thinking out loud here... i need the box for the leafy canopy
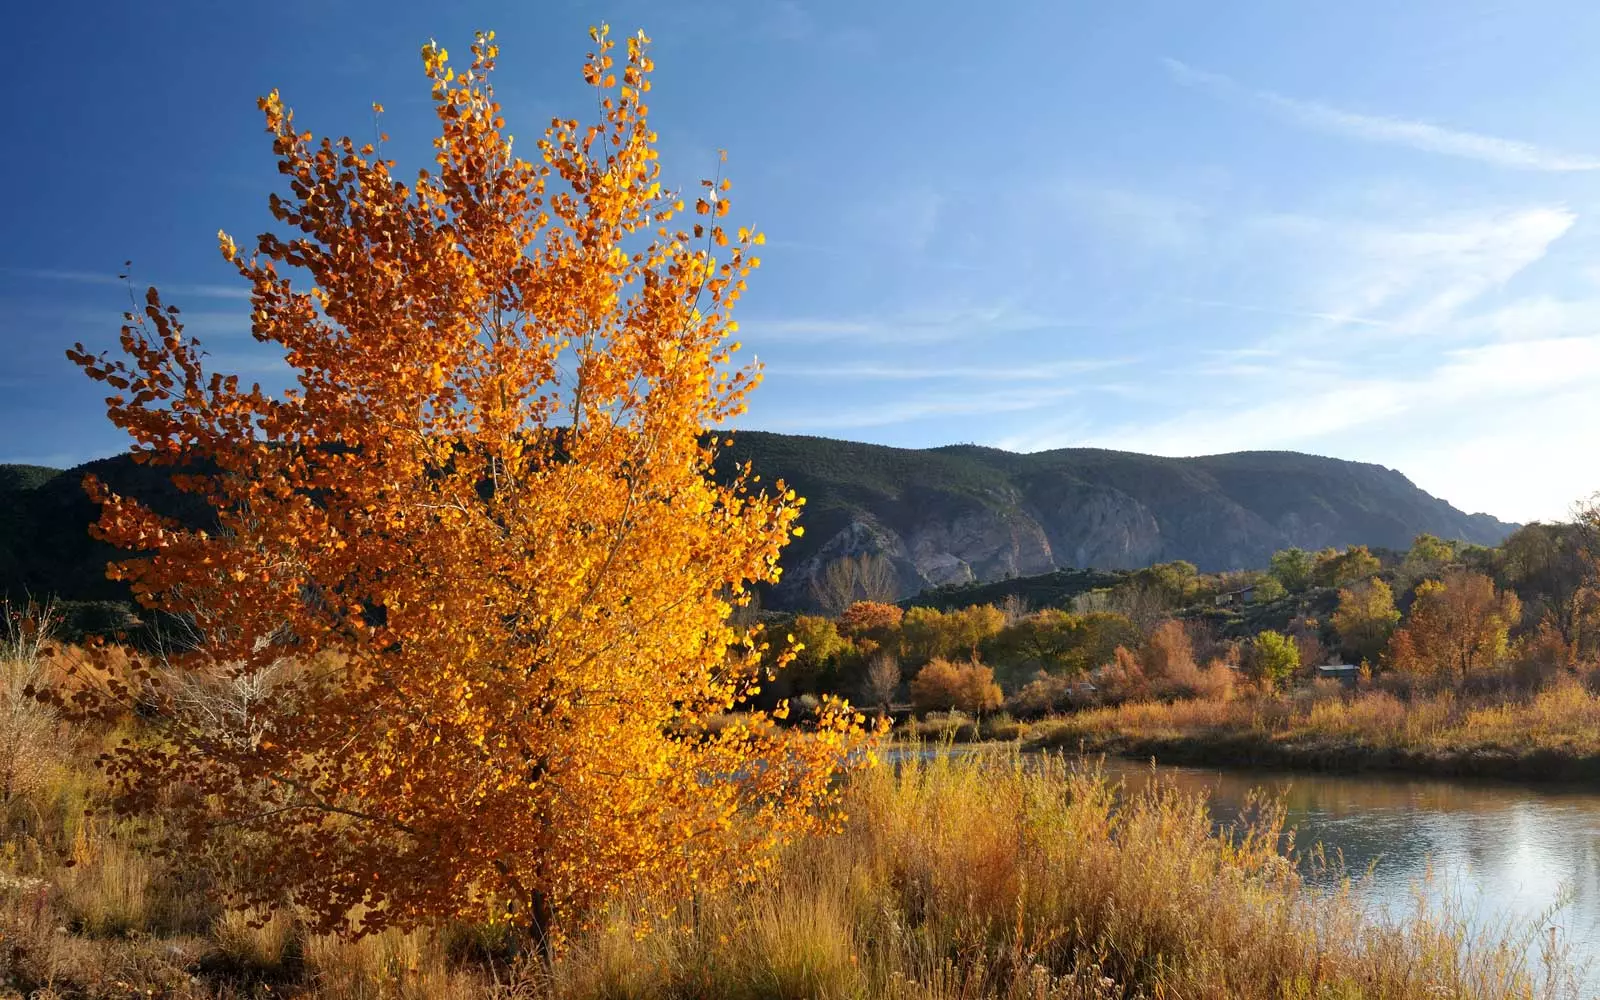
[60,28,864,939]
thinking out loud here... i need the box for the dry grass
[0,641,1579,999]
[1032,673,1600,767]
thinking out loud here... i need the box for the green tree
[1314,546,1383,589]
[1405,533,1455,572]
[1247,630,1299,689]
[1252,576,1286,603]
[1269,548,1315,592]
[900,607,952,665]
[786,615,849,692]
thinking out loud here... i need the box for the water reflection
[1093,757,1600,989]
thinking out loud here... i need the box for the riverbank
[3,742,1572,998]
[1022,676,1600,783]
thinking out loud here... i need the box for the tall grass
[1033,674,1600,765]
[549,750,1567,1000]
[0,640,1579,997]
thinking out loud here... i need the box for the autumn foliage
[58,29,864,940]
[908,658,1003,714]
[1386,571,1522,681]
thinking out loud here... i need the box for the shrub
[909,658,1003,714]
[1008,671,1092,717]
[1096,646,1151,705]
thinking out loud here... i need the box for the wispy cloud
[1004,334,1600,459]
[1171,295,1392,328]
[0,266,251,300]
[744,303,1090,345]
[1163,58,1600,171]
[759,385,1079,431]
[1220,205,1577,349]
[766,358,1127,381]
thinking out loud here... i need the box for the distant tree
[1097,646,1151,704]
[1405,533,1456,573]
[1107,582,1169,636]
[1079,611,1142,668]
[1269,547,1315,592]
[836,600,904,650]
[1140,619,1197,683]
[811,552,899,613]
[862,651,901,718]
[786,615,849,692]
[1314,546,1384,589]
[1332,577,1401,665]
[1246,630,1299,690]
[1387,570,1521,682]
[1498,517,1600,657]
[1251,576,1286,603]
[1000,592,1030,625]
[899,604,1005,665]
[948,604,1006,658]
[1144,560,1200,605]
[900,606,950,664]
[855,552,900,603]
[1289,616,1327,671]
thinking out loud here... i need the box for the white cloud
[1164,58,1600,171]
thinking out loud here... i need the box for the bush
[1096,646,1151,705]
[1008,671,1095,718]
[909,658,1003,714]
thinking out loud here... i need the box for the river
[1092,756,1600,991]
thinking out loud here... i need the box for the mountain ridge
[711,432,1515,605]
[2,432,1517,610]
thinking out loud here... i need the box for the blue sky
[4,0,1598,523]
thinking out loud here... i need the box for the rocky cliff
[712,433,1517,606]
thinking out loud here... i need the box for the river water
[1091,756,1600,991]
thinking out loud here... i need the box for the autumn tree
[784,614,849,693]
[1386,571,1521,681]
[1498,516,1600,660]
[836,600,904,649]
[898,604,1004,664]
[1332,577,1401,665]
[1288,616,1327,671]
[57,29,864,942]
[862,651,901,717]
[1404,533,1455,573]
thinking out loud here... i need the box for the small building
[1313,663,1361,687]
[1214,585,1256,608]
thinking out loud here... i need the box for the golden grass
[0,644,1579,998]
[1032,674,1600,764]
